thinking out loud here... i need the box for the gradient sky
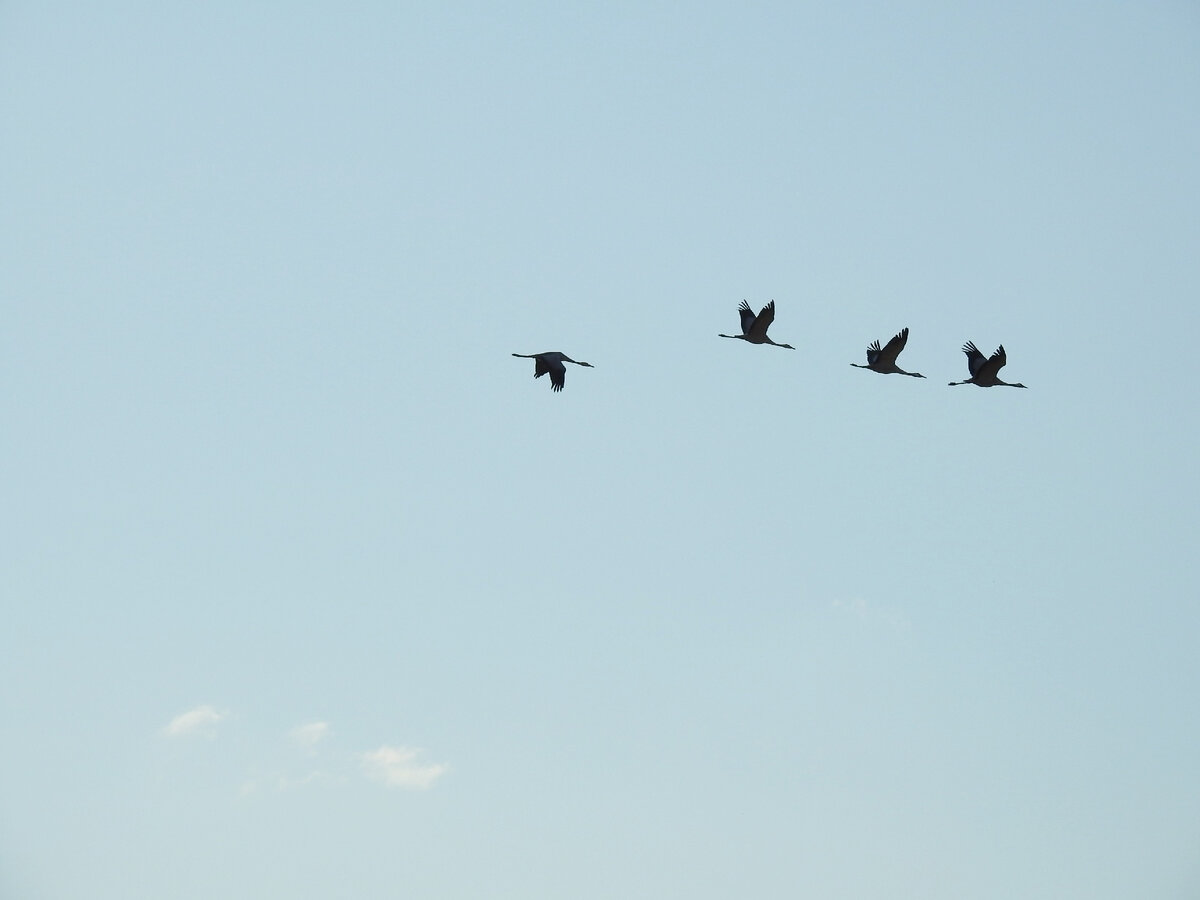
[3,2,1199,898]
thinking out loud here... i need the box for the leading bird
[948,341,1027,388]
[511,351,594,392]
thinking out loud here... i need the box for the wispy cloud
[289,721,331,749]
[240,769,345,796]
[163,704,228,738]
[163,709,445,794]
[833,596,910,632]
[359,746,448,790]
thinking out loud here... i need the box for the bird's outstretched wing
[974,345,1007,382]
[533,356,550,380]
[962,341,987,377]
[737,301,756,336]
[747,301,776,341]
[546,358,567,391]
[864,339,883,366]
[878,327,909,367]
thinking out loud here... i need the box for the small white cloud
[359,745,448,790]
[163,704,227,739]
[289,721,331,749]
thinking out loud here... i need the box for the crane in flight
[511,352,594,392]
[850,327,925,378]
[948,342,1027,388]
[719,300,795,349]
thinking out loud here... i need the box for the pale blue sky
[3,2,1199,898]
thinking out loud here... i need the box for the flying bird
[851,327,925,377]
[948,342,1027,388]
[511,351,594,392]
[719,300,795,349]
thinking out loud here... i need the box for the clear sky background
[3,2,1199,898]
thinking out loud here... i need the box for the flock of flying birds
[513,299,1028,392]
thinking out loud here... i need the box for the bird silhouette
[718,300,795,349]
[948,342,1027,388]
[511,352,594,392]
[851,327,925,377]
